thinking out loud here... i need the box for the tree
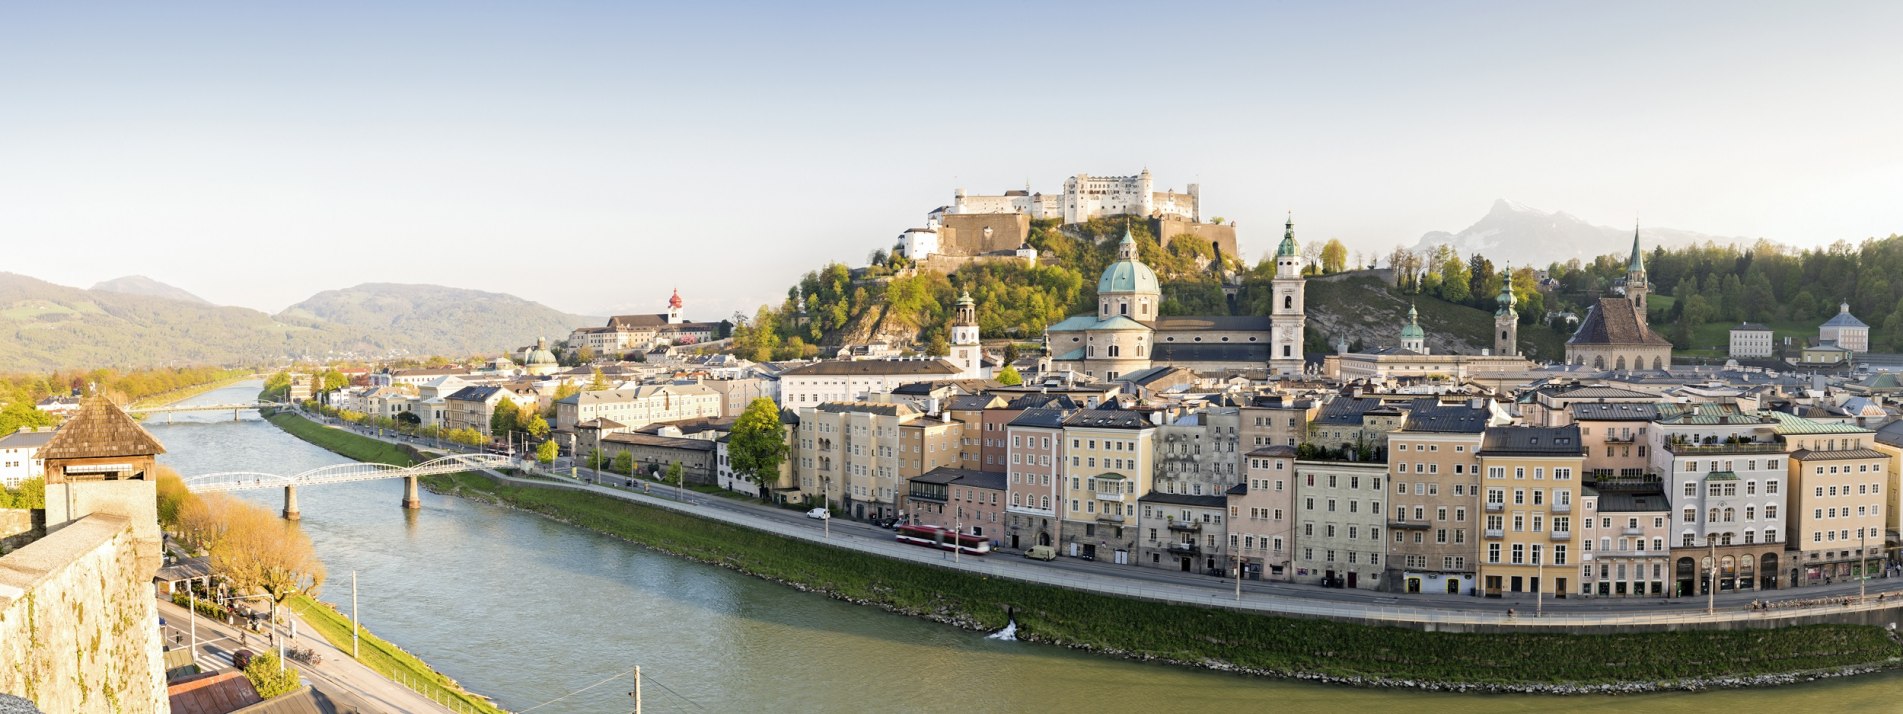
[610,451,633,475]
[1320,239,1349,274]
[155,466,192,530]
[1438,253,1472,303]
[665,461,684,488]
[535,439,558,465]
[997,364,1023,386]
[926,334,950,357]
[574,346,597,364]
[587,367,611,392]
[490,399,521,437]
[0,400,55,436]
[727,397,789,500]
[184,494,324,623]
[523,414,550,440]
[1003,343,1021,364]
[320,370,349,393]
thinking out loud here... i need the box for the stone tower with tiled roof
[41,393,166,577]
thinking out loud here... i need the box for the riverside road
[322,414,1903,627]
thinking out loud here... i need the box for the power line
[518,666,703,713]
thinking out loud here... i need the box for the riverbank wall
[264,411,1903,692]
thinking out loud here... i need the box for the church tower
[1400,303,1427,354]
[666,288,685,324]
[1494,266,1519,356]
[1625,226,1649,325]
[1269,213,1307,376]
[950,289,985,379]
[1491,266,1522,356]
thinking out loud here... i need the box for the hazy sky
[3,2,1899,320]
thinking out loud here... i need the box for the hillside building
[1818,302,1870,353]
[1729,323,1774,358]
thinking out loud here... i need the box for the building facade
[1290,460,1387,589]
[1057,408,1156,563]
[1477,426,1584,598]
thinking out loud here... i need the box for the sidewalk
[157,598,457,713]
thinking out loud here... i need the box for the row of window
[1485,466,1575,480]
[1486,543,1570,565]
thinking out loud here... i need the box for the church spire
[1276,211,1298,258]
[1628,222,1645,274]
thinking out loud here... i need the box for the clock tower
[1269,213,1307,376]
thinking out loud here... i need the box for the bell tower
[950,290,984,379]
[1269,212,1307,376]
[1625,226,1649,325]
[1494,266,1518,357]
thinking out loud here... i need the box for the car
[805,508,830,520]
[232,649,255,670]
[1024,545,1057,561]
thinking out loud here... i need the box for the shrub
[243,651,301,699]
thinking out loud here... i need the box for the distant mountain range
[1412,200,1750,268]
[91,275,212,305]
[0,273,595,371]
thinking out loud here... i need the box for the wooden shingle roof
[39,393,166,460]
[1568,298,1672,347]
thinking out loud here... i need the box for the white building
[899,227,940,261]
[942,169,1199,226]
[553,384,724,433]
[1729,323,1774,358]
[777,358,963,408]
[0,427,56,488]
[1819,303,1870,353]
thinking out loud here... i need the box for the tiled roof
[38,394,165,460]
[1008,407,1071,429]
[1731,323,1772,332]
[1403,404,1490,433]
[813,401,920,417]
[1002,394,1078,411]
[1063,408,1153,430]
[1593,486,1670,513]
[601,432,717,451]
[1247,445,1297,457]
[1764,410,1870,435]
[1568,298,1672,346]
[1822,310,1869,329]
[1874,420,1903,448]
[167,671,262,714]
[1790,448,1886,461]
[0,428,59,450]
[911,466,1007,491]
[1479,426,1583,456]
[446,385,507,402]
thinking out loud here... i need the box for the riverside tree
[727,397,788,501]
[535,439,558,465]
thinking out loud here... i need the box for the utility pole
[1234,551,1242,601]
[189,590,197,654]
[631,666,642,714]
[1861,530,1868,603]
[351,571,359,660]
[1536,552,1545,618]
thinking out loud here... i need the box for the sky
[2,1,1900,320]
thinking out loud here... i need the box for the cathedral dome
[1097,230,1160,295]
[523,337,559,366]
[1399,304,1425,341]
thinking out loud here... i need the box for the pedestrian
[1506,607,1515,618]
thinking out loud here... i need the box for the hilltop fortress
[900,169,1239,266]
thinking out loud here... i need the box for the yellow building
[1058,407,1157,563]
[1477,425,1585,598]
[1774,412,1886,585]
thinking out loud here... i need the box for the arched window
[1107,345,1120,357]
[1723,507,1734,522]
[1615,356,1627,370]
[1594,355,1606,369]
[1284,295,1293,309]
[1041,496,1050,509]
[1708,507,1719,523]
[1652,357,1663,370]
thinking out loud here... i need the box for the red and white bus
[895,524,990,555]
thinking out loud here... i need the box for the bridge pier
[283,485,301,520]
[402,475,421,510]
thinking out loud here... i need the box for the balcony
[1167,520,1202,532]
[1485,528,1504,539]
[1663,441,1782,456]
[1486,502,1503,513]
[1603,433,1638,444]
[1623,526,1644,536]
[1550,529,1573,541]
[1387,519,1432,530]
[1166,542,1200,555]
[1096,492,1126,503]
[1550,502,1572,514]
[1096,514,1126,524]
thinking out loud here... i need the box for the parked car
[232,649,255,670]
[805,508,830,520]
[1024,545,1057,561]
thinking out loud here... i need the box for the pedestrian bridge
[183,453,514,519]
[134,401,290,414]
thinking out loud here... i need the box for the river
[151,381,1903,713]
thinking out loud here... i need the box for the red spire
[668,288,683,309]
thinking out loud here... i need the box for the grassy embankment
[129,371,256,409]
[285,593,504,714]
[270,411,1903,689]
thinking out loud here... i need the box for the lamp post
[822,477,831,539]
[1536,552,1545,618]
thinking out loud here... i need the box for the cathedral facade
[1045,219,1308,379]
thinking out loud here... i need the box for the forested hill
[0,273,592,370]
[727,217,1568,362]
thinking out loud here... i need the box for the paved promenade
[310,415,1903,629]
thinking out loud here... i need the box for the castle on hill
[899,169,1238,268]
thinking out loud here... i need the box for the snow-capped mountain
[1411,200,1747,267]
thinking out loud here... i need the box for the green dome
[1399,304,1424,340]
[524,337,559,365]
[1276,213,1298,258]
[1098,228,1160,295]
